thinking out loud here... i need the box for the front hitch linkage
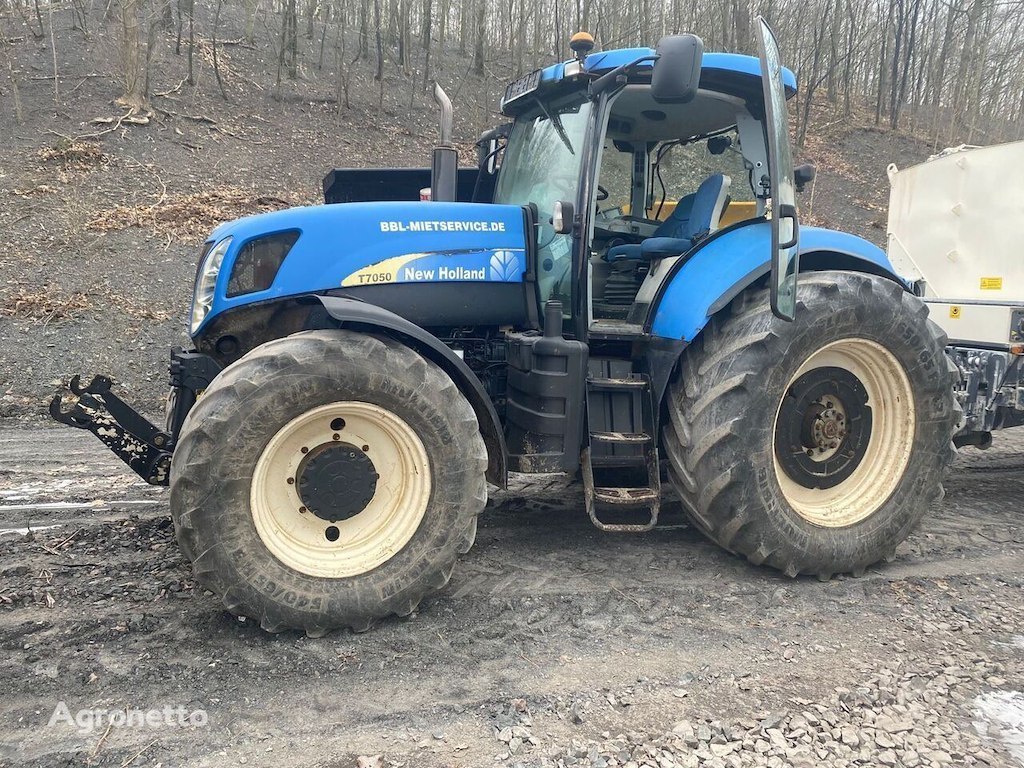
[49,374,172,486]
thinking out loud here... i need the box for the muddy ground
[0,424,1021,767]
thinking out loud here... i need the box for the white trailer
[887,141,1024,446]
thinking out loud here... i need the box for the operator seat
[605,174,731,261]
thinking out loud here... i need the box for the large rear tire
[170,330,487,635]
[662,271,959,577]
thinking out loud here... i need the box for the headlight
[190,236,232,334]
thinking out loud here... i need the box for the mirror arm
[588,55,658,99]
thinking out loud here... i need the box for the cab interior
[589,86,767,321]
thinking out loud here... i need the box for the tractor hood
[193,200,530,336]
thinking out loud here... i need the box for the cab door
[755,17,800,321]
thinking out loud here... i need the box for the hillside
[0,10,940,420]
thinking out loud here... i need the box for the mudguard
[312,295,508,488]
[647,221,905,342]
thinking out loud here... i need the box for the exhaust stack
[431,83,458,203]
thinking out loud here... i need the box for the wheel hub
[776,366,872,490]
[297,443,378,522]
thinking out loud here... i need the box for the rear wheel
[662,271,959,577]
[170,330,486,635]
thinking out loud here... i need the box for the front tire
[170,330,487,635]
[663,271,959,577]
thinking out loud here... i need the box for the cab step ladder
[582,373,661,532]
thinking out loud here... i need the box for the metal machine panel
[886,142,1024,304]
[924,300,1019,347]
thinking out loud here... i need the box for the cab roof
[501,49,797,117]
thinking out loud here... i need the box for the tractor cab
[487,29,802,343]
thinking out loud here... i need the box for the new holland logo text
[402,266,487,280]
[380,220,507,233]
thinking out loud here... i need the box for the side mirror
[794,163,816,192]
[478,138,500,174]
[552,201,575,234]
[476,123,511,175]
[651,34,703,104]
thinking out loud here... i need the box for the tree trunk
[118,0,147,110]
[471,0,485,74]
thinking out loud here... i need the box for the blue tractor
[52,20,958,634]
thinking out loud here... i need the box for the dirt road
[1,424,1022,767]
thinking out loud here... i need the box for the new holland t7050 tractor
[52,20,958,635]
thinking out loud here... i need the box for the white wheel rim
[251,401,431,578]
[772,338,916,528]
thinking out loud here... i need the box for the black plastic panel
[322,167,497,205]
[329,283,530,328]
[504,332,588,473]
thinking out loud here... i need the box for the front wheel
[170,330,487,635]
[663,271,959,577]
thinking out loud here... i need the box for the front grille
[226,230,299,297]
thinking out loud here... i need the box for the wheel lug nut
[301,446,309,454]
[287,477,295,485]
[332,433,340,441]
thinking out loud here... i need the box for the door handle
[777,203,799,249]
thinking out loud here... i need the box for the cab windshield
[494,96,593,310]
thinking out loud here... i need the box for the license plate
[503,70,542,107]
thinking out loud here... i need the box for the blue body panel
[539,50,797,96]
[197,201,528,335]
[649,223,902,342]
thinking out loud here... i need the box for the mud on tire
[170,330,487,635]
[662,270,960,578]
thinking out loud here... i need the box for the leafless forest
[1,0,1023,148]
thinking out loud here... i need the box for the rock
[840,727,859,747]
[497,727,513,743]
[671,721,696,746]
[709,743,733,757]
[356,757,383,768]
[878,750,898,765]
[766,729,788,751]
[874,715,913,733]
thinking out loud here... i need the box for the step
[590,430,651,445]
[589,319,645,340]
[592,486,659,505]
[590,454,646,468]
[587,376,649,391]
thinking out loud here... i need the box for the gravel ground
[0,423,1021,767]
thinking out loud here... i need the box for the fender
[647,220,906,342]
[312,295,508,488]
